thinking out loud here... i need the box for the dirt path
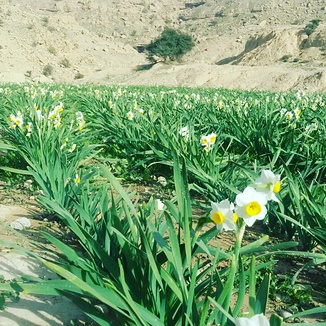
[0,203,89,326]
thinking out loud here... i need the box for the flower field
[0,83,325,325]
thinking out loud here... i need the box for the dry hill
[0,0,326,92]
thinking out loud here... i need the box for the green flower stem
[221,220,246,325]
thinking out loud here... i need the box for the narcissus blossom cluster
[210,170,281,230]
[200,132,217,152]
[7,104,86,136]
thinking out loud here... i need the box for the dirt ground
[0,182,93,325]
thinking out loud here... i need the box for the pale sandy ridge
[0,0,325,92]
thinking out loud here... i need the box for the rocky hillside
[0,0,325,92]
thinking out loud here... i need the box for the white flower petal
[235,314,270,326]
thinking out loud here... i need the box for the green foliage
[0,157,307,325]
[144,28,195,63]
[281,54,292,62]
[0,83,325,325]
[275,276,313,308]
[0,90,99,213]
[303,19,321,36]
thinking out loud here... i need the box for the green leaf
[254,273,270,315]
[0,166,32,175]
[270,313,283,326]
[285,306,326,320]
[207,296,235,325]
[249,256,256,316]
[233,255,246,316]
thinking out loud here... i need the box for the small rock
[279,309,292,319]
[307,269,318,275]
[10,217,32,230]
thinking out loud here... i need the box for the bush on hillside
[303,19,321,36]
[144,28,195,64]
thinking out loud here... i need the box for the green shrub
[60,58,71,68]
[281,54,292,62]
[74,72,84,79]
[144,28,195,63]
[42,64,53,77]
[303,19,321,36]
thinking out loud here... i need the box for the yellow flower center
[233,212,238,223]
[273,181,281,193]
[209,135,216,144]
[212,211,225,225]
[245,201,261,217]
[201,138,208,145]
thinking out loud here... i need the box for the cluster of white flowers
[8,111,24,129]
[8,103,86,143]
[210,170,281,231]
[179,126,190,142]
[25,122,33,137]
[200,132,217,152]
[75,111,86,131]
[280,107,301,120]
[305,122,318,133]
[48,102,64,129]
[126,102,145,121]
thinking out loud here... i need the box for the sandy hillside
[0,0,325,92]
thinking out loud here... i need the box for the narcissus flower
[68,143,77,153]
[8,111,24,129]
[253,170,281,202]
[210,199,237,231]
[126,111,134,120]
[179,126,189,141]
[54,102,64,114]
[235,187,267,227]
[76,111,86,130]
[208,132,217,144]
[200,135,209,146]
[26,122,33,137]
[200,132,217,152]
[235,313,270,326]
[294,107,301,120]
[74,173,81,186]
